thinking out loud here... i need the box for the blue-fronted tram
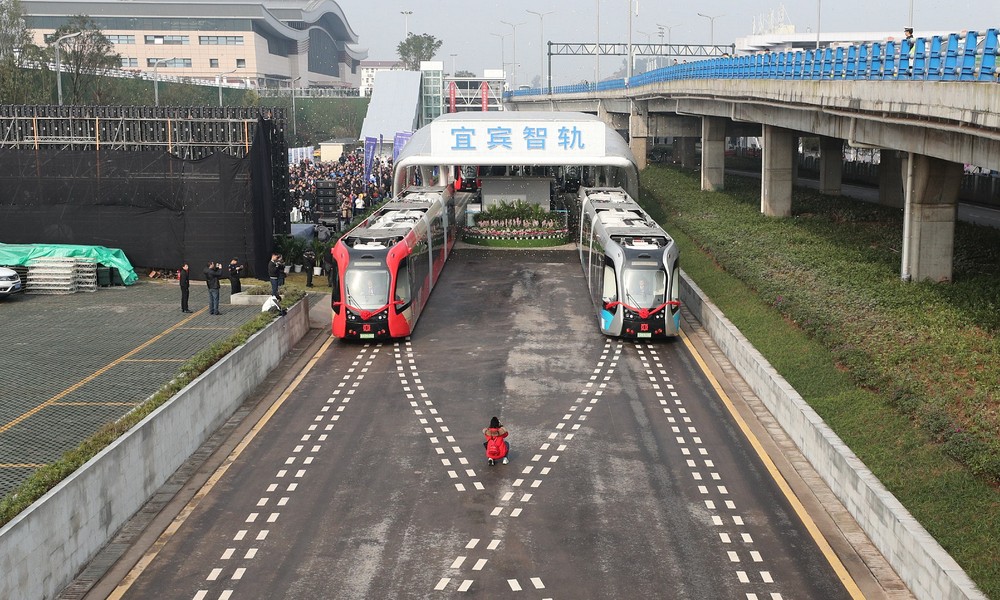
[578,187,681,339]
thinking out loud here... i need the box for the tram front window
[344,269,390,310]
[622,268,666,308]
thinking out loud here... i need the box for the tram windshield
[622,267,667,308]
[344,268,390,310]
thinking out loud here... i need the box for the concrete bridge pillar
[629,102,649,171]
[879,150,904,208]
[678,138,698,169]
[701,117,726,191]
[761,125,795,217]
[819,136,843,195]
[902,153,962,283]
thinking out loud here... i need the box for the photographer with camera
[228,258,244,294]
[204,261,224,315]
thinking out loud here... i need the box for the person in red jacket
[483,416,509,466]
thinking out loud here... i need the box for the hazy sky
[337,0,996,85]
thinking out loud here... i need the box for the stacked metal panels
[26,257,78,294]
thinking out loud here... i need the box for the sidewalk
[0,281,264,498]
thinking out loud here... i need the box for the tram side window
[601,261,618,305]
[395,257,412,307]
[330,259,341,306]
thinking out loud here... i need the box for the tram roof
[394,111,639,189]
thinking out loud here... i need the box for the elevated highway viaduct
[507,77,1000,284]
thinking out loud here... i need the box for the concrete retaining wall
[0,299,311,600]
[680,274,985,600]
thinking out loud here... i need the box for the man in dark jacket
[204,261,223,315]
[321,248,335,289]
[267,253,281,297]
[179,263,191,313]
[228,258,243,294]
[303,249,316,287]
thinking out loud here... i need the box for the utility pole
[54,31,81,106]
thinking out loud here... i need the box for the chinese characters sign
[430,120,605,159]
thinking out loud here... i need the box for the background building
[22,0,367,88]
[359,60,404,96]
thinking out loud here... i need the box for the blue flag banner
[363,136,377,191]
[393,131,413,163]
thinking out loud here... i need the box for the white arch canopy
[392,111,639,197]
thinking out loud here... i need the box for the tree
[396,33,442,70]
[0,0,43,103]
[455,69,476,78]
[50,15,120,104]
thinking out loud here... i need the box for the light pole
[697,12,724,48]
[152,57,174,107]
[54,31,81,106]
[908,0,914,28]
[449,53,457,75]
[625,0,637,79]
[595,0,601,85]
[500,20,525,88]
[657,23,677,67]
[400,11,412,38]
[526,10,553,92]
[290,76,301,138]
[491,32,509,87]
[218,68,237,107]
[816,0,822,49]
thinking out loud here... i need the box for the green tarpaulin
[0,243,138,285]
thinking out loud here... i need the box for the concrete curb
[0,298,311,600]
[679,273,985,600]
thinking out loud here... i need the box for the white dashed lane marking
[187,344,381,599]
[394,339,483,492]
[434,341,622,593]
[635,343,785,600]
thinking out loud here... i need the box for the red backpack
[486,432,506,459]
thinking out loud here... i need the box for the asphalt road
[110,248,856,599]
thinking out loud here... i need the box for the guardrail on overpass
[505,27,1000,285]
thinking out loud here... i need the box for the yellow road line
[679,329,865,599]
[108,334,335,599]
[53,402,138,407]
[121,359,186,363]
[0,308,207,435]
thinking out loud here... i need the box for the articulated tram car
[578,187,681,339]
[331,186,471,340]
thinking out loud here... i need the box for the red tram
[331,186,471,340]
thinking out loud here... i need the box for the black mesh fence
[0,147,268,278]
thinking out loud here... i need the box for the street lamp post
[290,76,302,138]
[449,53,457,75]
[400,11,413,38]
[152,57,174,107]
[500,20,525,88]
[696,12,724,48]
[816,0,822,49]
[526,10,553,93]
[491,32,509,88]
[626,0,637,79]
[54,31,81,106]
[218,68,237,107]
[595,0,600,86]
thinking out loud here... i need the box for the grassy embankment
[639,165,1000,598]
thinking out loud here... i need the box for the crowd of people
[288,153,395,228]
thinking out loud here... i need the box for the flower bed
[461,200,570,246]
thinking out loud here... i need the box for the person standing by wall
[204,261,223,315]
[228,258,243,295]
[268,253,281,298]
[179,263,191,313]
[303,248,316,287]
[322,247,335,289]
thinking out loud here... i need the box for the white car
[0,267,23,298]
